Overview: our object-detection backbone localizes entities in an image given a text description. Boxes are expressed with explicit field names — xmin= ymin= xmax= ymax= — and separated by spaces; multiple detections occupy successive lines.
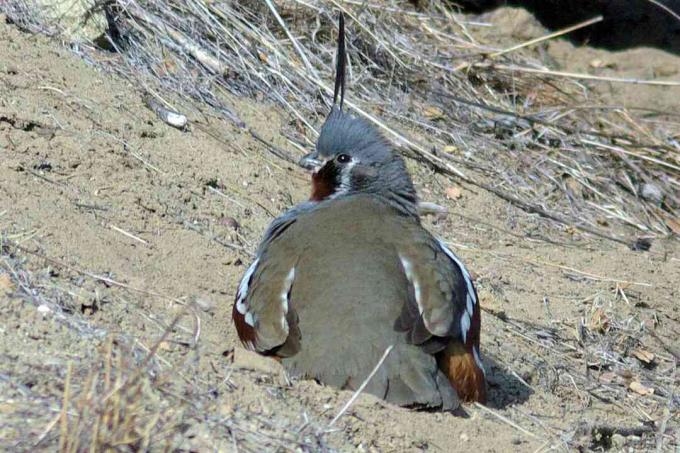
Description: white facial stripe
xmin=341 ymin=160 xmax=357 ymax=190
xmin=244 ymin=311 xmax=256 ymax=327
xmin=399 ymin=255 xmax=424 ymax=315
xmin=330 ymin=158 xmax=358 ymax=199
xmin=473 ymin=346 xmax=486 ymax=377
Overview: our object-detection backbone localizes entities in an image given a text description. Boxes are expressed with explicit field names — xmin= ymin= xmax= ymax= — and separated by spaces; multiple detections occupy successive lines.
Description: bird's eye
xmin=336 ymin=154 xmax=351 ymax=164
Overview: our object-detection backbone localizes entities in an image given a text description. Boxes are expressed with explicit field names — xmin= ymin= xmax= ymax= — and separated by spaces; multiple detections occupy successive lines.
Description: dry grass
xmin=6 ymin=0 xmax=679 ymax=244
xmin=53 ymin=339 xmax=177 ymax=451
xmin=477 ymin=289 xmax=678 ymax=450
xmin=1 ymin=236 xmax=333 ymax=451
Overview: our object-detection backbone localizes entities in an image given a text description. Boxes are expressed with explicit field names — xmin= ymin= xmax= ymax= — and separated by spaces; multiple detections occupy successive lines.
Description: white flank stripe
xmin=236 ymin=258 xmax=260 ymax=322
xmin=437 ymin=239 xmax=476 ymax=305
xmin=437 ymin=238 xmax=478 ymax=339
xmin=281 ymin=267 xmax=295 ymax=314
xmin=399 ymin=255 xmax=424 ymax=315
xmin=461 ymin=311 xmax=471 ymax=343
xmin=280 ymin=267 xmax=296 ymax=331
xmin=473 ymin=346 xmax=486 ymax=377
xmin=237 ymin=258 xmax=260 ymax=303
xmin=438 ymin=239 xmax=485 ymax=370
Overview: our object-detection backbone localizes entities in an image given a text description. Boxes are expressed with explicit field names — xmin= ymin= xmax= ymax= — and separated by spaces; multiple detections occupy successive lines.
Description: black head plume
xmin=300 ymin=12 xmax=417 ymax=215
xmin=332 ymin=13 xmax=346 ymax=110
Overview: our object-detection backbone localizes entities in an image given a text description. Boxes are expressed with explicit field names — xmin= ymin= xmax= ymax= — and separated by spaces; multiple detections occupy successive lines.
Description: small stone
xmin=423 ymin=105 xmax=445 ymax=121
xmin=589 ymin=58 xmax=604 ymax=68
xmin=629 ymin=380 xmax=654 ymax=396
xmin=611 ymin=433 xmax=626 ymax=449
xmin=631 ymin=348 xmax=655 ymax=364
xmin=640 ymin=183 xmax=662 ymax=204
xmin=0 ymin=273 xmax=15 ymax=294
xmin=459 ymin=433 xmax=469 ymax=442
xmin=445 ymin=186 xmax=463 ymax=200
xmin=220 ymin=216 xmax=240 ymax=230
xmin=0 ymin=402 xmax=16 ymax=414
xmin=194 ymin=298 xmax=216 ymax=312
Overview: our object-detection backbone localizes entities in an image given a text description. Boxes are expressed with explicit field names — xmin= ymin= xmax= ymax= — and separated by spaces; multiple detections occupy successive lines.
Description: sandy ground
xmin=475 ymin=7 xmax=680 ymax=114
xmin=1 ymin=10 xmax=679 ymax=453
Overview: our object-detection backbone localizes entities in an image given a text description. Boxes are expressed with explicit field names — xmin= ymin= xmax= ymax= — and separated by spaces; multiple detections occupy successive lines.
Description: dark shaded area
xmin=451 ymin=0 xmax=680 ymax=54
xmin=484 ymin=355 xmax=534 ymax=409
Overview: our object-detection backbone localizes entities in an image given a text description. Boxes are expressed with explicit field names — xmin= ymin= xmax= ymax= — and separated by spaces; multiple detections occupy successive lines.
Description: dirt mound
xmin=475 ymin=7 xmax=680 ymax=113
xmin=1 ymin=8 xmax=678 ymax=453
xmin=451 ymin=0 xmax=680 ymax=54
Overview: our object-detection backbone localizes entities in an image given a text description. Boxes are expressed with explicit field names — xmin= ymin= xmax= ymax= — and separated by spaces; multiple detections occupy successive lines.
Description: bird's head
xmin=298 ymin=14 xmax=416 ymax=213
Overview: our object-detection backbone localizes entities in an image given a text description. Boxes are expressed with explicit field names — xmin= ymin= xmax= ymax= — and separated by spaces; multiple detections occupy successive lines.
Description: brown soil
xmin=1 ymin=12 xmax=678 ymax=453
xmin=474 ymin=7 xmax=680 ymax=113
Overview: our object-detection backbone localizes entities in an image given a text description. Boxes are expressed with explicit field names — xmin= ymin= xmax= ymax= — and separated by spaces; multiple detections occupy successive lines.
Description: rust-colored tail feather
xmin=437 ymin=342 xmax=486 ymax=403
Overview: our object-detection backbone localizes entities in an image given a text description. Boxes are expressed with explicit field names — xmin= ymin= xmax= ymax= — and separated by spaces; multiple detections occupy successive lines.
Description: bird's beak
xmin=299 ymin=152 xmax=324 ymax=172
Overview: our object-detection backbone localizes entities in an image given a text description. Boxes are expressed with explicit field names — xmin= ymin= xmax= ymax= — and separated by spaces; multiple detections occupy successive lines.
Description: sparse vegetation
xmin=1 ymin=1 xmax=678 ymax=451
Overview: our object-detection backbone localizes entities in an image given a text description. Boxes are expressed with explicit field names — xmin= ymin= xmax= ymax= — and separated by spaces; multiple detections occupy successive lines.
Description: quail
xmin=233 ymin=14 xmax=486 ymax=410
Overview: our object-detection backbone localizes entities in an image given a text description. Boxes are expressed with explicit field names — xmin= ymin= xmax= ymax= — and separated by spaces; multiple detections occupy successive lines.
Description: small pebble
xmin=194 ymin=298 xmax=216 ymax=312
xmin=611 ymin=433 xmax=626 ymax=449
xmin=220 ymin=216 xmax=240 ymax=230
xmin=640 ymin=183 xmax=662 ymax=203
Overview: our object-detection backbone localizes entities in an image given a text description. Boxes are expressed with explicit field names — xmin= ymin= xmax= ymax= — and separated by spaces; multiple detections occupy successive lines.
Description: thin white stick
xmin=581 ymin=139 xmax=680 ymax=172
xmin=473 ymin=402 xmax=539 ymax=439
xmin=327 ymin=344 xmax=394 ymax=428
xmin=484 ymin=63 xmax=680 ymax=87
xmin=329 ymin=0 xmax=405 ymax=66
xmin=129 ymin=4 xmax=225 ymax=73
xmin=34 ymin=412 xmax=62 ymax=447
xmin=264 ymin=0 xmax=319 ymax=79
xmin=417 ymin=201 xmax=449 ymax=217
xmin=207 ymin=186 xmax=248 ymax=209
xmin=109 ymin=225 xmax=149 ymax=245
xmin=490 ymin=15 xmax=603 ymax=58
xmin=645 ymin=0 xmax=680 ymax=23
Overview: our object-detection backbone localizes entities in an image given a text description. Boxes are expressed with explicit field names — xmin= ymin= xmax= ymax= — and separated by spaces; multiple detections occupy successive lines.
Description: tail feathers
xmin=437 ymin=342 xmax=487 ymax=403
